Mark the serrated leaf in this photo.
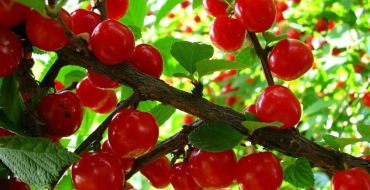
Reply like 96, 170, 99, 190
322, 134, 369, 150
262, 31, 289, 46
149, 104, 176, 127
236, 47, 259, 68
120, 0, 147, 28
303, 100, 336, 116
14, 0, 48, 17
155, 0, 183, 26
189, 123, 243, 152
127, 25, 142, 40
284, 157, 315, 188
0, 136, 80, 187
357, 124, 370, 137
241, 120, 283, 135
32, 46, 47, 55
195, 59, 248, 78
0, 75, 29, 136
0, 109, 18, 135
170, 41, 214, 74
342, 11, 356, 27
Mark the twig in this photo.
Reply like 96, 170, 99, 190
95, 0, 108, 21
247, 31, 275, 86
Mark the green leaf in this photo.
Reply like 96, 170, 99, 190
357, 124, 370, 137
283, 157, 315, 188
14, 0, 47, 17
149, 104, 176, 127
192, 0, 202, 9
0, 136, 80, 187
155, 0, 183, 26
0, 109, 28, 136
236, 47, 259, 68
342, 10, 357, 27
322, 11, 340, 20
244, 112, 259, 122
127, 25, 142, 40
241, 120, 283, 135
303, 100, 336, 116
262, 31, 289, 46
196, 60, 247, 78
170, 41, 214, 74
172, 73, 194, 80
189, 123, 243, 152
120, 0, 147, 28
0, 75, 29, 136
322, 134, 369, 150
63, 70, 86, 87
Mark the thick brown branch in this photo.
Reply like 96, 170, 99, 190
55, 40, 370, 175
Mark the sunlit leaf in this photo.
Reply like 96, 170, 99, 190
284, 157, 315, 188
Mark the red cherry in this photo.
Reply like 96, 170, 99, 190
0, 128, 16, 136
256, 85, 301, 129
225, 96, 238, 107
128, 44, 163, 78
275, 11, 284, 22
0, 177, 31, 190
362, 92, 370, 107
210, 16, 246, 52
72, 152, 124, 190
181, 1, 191, 9
101, 140, 135, 173
189, 149, 237, 188
167, 13, 175, 19
286, 28, 301, 39
106, 0, 129, 20
328, 19, 336, 30
87, 70, 121, 89
76, 76, 113, 109
91, 90, 118, 114
242, 104, 257, 115
246, 77, 254, 83
268, 39, 314, 81
226, 54, 236, 61
354, 65, 365, 73
202, 0, 229, 17
315, 19, 328, 32
331, 167, 370, 190
194, 15, 201, 23
170, 162, 202, 190
108, 109, 159, 158
236, 152, 283, 190
26, 9, 73, 51
91, 20, 135, 64
54, 80, 65, 91
291, 0, 301, 4
336, 81, 345, 88
183, 114, 195, 125
234, 0, 276, 33
0, 27, 22, 78
141, 156, 171, 189
332, 48, 341, 56
71, 9, 101, 35
38, 91, 84, 137
276, 1, 288, 12
0, 0, 31, 27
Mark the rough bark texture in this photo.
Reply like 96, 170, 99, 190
54, 38, 370, 177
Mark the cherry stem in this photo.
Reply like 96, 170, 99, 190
96, 0, 108, 21
247, 31, 275, 86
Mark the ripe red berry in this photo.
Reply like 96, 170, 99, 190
362, 92, 370, 107
236, 152, 283, 190
189, 149, 237, 188
202, 0, 229, 17
331, 48, 342, 56
210, 16, 245, 52
101, 140, 135, 173
242, 104, 257, 115
286, 28, 301, 39
268, 39, 314, 81
108, 109, 159, 158
181, 1, 191, 9
256, 85, 301, 129
183, 114, 195, 124
38, 91, 84, 137
0, 128, 16, 136
141, 156, 171, 189
72, 152, 124, 190
128, 44, 163, 78
54, 80, 65, 91
194, 15, 201, 23
26, 9, 73, 51
91, 20, 135, 64
71, 9, 101, 36
0, 177, 31, 190
76, 76, 113, 109
276, 1, 289, 12
170, 162, 201, 190
91, 90, 118, 114
331, 167, 370, 190
225, 96, 238, 107
315, 19, 328, 32
354, 65, 365, 73
0, 0, 31, 27
234, 0, 277, 33
106, 0, 129, 20
0, 27, 22, 78
87, 70, 121, 89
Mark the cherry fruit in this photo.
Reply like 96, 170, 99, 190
0, 27, 22, 78
106, 0, 129, 20
141, 156, 171, 189
87, 70, 121, 89
331, 167, 370, 190
71, 9, 101, 36
210, 16, 245, 52
170, 162, 201, 190
0, 0, 31, 27
128, 44, 163, 78
202, 0, 229, 17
